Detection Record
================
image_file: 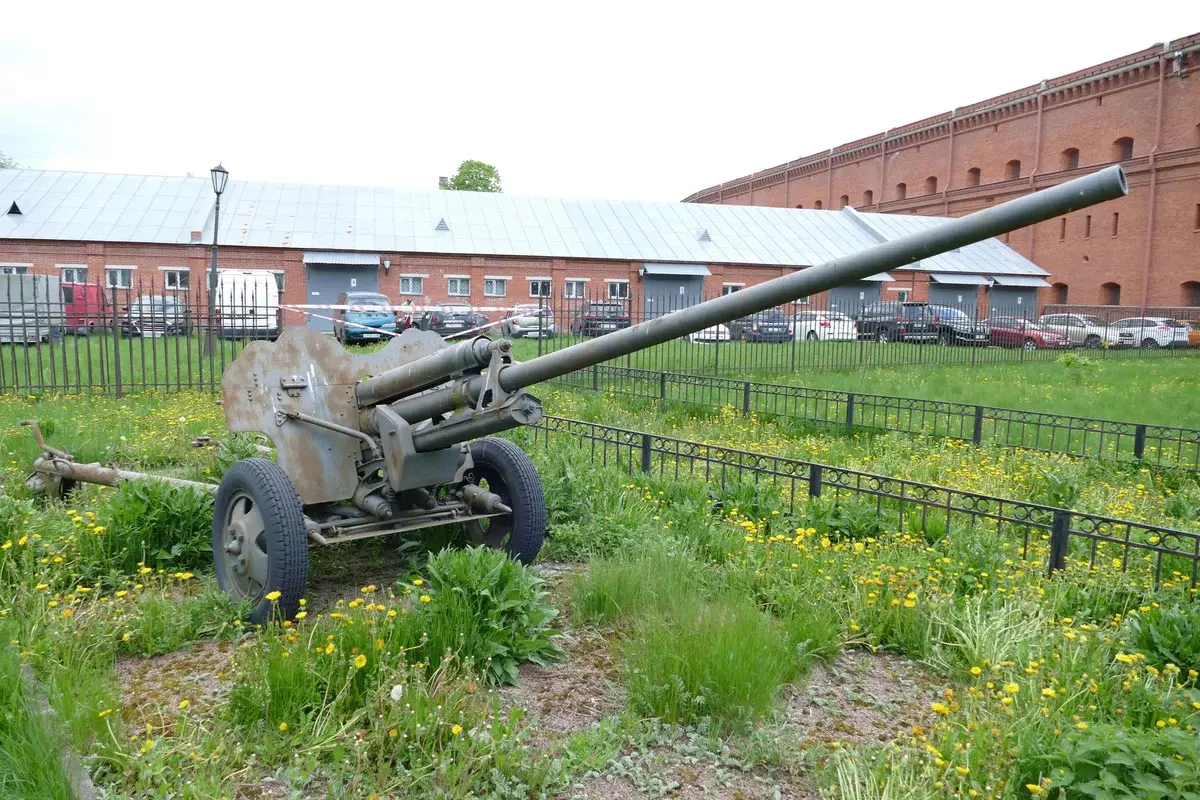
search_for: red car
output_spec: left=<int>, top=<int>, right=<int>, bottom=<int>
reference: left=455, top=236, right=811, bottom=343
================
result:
left=986, top=317, right=1069, bottom=350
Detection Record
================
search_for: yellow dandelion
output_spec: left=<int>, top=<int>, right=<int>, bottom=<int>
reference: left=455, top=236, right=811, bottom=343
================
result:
left=178, top=699, right=190, bottom=710
left=279, top=722, right=288, bottom=731
left=354, top=654, right=367, bottom=669
left=294, top=611, right=307, bottom=620
left=265, top=590, right=282, bottom=602
left=451, top=724, right=463, bottom=736
left=419, top=594, right=431, bottom=604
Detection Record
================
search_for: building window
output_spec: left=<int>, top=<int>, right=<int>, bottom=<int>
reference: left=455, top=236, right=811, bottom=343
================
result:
left=528, top=279, right=551, bottom=298
left=895, top=288, right=911, bottom=303
left=1084, top=215, right=1091, bottom=239
left=399, top=276, right=423, bottom=295
left=721, top=283, right=742, bottom=296
left=607, top=280, right=630, bottom=300
left=1006, top=160, right=1021, bottom=180
left=924, top=176, right=938, bottom=195
left=60, top=265, right=87, bottom=283
left=1182, top=281, right=1200, bottom=307
left=1059, top=218, right=1067, bottom=241
left=839, top=195, right=849, bottom=209
left=447, top=277, right=470, bottom=297
left=1194, top=203, right=1199, bottom=231
left=483, top=278, right=507, bottom=298
left=106, top=267, right=134, bottom=289
left=1111, top=212, right=1119, bottom=238
left=272, top=271, right=286, bottom=293
left=1053, top=283, right=1069, bottom=304
left=1061, top=148, right=1080, bottom=170
left=794, top=203, right=803, bottom=209
left=1113, top=137, right=1134, bottom=162
left=863, top=189, right=874, bottom=205
left=1101, top=282, right=1121, bottom=305
left=814, top=200, right=823, bottom=210
left=0, top=264, right=30, bottom=275
left=564, top=279, right=587, bottom=299
left=895, top=182, right=907, bottom=200
left=966, top=168, right=981, bottom=187
left=162, top=268, right=189, bottom=290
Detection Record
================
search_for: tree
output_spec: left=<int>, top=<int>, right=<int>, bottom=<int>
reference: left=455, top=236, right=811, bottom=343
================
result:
left=0, top=152, right=17, bottom=170
left=443, top=160, right=501, bottom=193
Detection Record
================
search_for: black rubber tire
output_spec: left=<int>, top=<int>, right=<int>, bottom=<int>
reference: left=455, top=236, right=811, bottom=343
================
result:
left=805, top=330, right=818, bottom=342
left=212, top=458, right=308, bottom=624
left=1022, top=337, right=1038, bottom=351
left=876, top=328, right=891, bottom=344
left=937, top=330, right=953, bottom=347
left=1084, top=335, right=1101, bottom=349
left=463, top=438, right=546, bottom=564
left=1141, top=338, right=1159, bottom=349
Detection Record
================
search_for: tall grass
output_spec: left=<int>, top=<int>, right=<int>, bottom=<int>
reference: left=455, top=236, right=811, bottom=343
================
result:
left=571, top=542, right=708, bottom=625
left=0, top=636, right=75, bottom=800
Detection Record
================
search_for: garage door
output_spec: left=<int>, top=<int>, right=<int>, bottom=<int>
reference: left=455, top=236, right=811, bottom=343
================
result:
left=643, top=275, right=703, bottom=318
left=988, top=287, right=1037, bottom=319
left=828, top=282, right=880, bottom=316
left=305, top=264, right=380, bottom=331
left=928, top=284, right=980, bottom=318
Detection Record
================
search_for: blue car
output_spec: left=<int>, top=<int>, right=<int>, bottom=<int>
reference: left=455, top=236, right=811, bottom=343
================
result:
left=333, top=292, right=400, bottom=344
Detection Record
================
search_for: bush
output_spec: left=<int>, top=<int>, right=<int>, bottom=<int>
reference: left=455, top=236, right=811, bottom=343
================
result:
left=80, top=480, right=212, bottom=579
left=417, top=545, right=561, bottom=685
left=1124, top=604, right=1200, bottom=673
left=624, top=597, right=798, bottom=732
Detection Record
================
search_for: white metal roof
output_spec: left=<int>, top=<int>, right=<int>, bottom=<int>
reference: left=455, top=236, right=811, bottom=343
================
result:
left=929, top=273, right=991, bottom=285
left=0, top=169, right=1047, bottom=276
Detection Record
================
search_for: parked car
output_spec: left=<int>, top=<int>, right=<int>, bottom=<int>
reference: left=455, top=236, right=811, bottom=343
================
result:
left=1037, top=313, right=1120, bottom=348
left=793, top=310, right=858, bottom=342
left=120, top=295, right=192, bottom=337
left=926, top=305, right=990, bottom=346
left=333, top=291, right=402, bottom=344
left=728, top=309, right=792, bottom=342
left=417, top=303, right=479, bottom=336
left=570, top=301, right=630, bottom=337
left=1108, top=317, right=1191, bottom=349
left=1188, top=321, right=1200, bottom=348
left=985, top=316, right=1070, bottom=349
left=856, top=302, right=934, bottom=343
left=688, top=323, right=730, bottom=343
left=500, top=304, right=555, bottom=338
left=62, top=282, right=108, bottom=335
left=0, top=274, right=65, bottom=344
left=215, top=270, right=281, bottom=340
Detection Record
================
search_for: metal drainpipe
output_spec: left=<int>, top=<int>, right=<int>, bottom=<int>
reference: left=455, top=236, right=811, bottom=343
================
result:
left=879, top=132, right=888, bottom=207
left=826, top=148, right=834, bottom=209
left=1028, top=86, right=1046, bottom=263
left=1140, top=47, right=1168, bottom=314
left=943, top=112, right=955, bottom=215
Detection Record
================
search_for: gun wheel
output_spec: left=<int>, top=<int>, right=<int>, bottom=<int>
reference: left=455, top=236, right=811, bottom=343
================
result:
left=213, top=458, right=308, bottom=624
left=462, top=438, right=546, bottom=564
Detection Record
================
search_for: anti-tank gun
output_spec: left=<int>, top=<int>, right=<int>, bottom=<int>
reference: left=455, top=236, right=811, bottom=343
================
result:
left=23, top=166, right=1128, bottom=621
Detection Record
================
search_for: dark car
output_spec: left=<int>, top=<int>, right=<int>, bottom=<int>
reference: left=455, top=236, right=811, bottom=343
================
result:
left=120, top=295, right=192, bottom=337
left=925, top=305, right=990, bottom=346
left=417, top=303, right=484, bottom=336
left=727, top=309, right=792, bottom=343
left=856, top=302, right=934, bottom=343
left=570, top=301, right=630, bottom=337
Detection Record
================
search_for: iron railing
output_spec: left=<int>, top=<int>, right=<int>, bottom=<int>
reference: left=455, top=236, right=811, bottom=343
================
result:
left=528, top=416, right=1200, bottom=588
left=553, top=365, right=1200, bottom=471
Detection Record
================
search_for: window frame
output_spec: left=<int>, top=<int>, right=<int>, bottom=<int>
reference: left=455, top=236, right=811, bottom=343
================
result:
left=564, top=279, right=588, bottom=299
left=399, top=275, right=424, bottom=296
left=447, top=276, right=471, bottom=297
left=528, top=278, right=551, bottom=298
left=607, top=280, right=630, bottom=300
left=59, top=265, right=88, bottom=284
left=159, top=267, right=190, bottom=291
left=483, top=277, right=508, bottom=298
left=105, top=266, right=136, bottom=290
left=0, top=263, right=31, bottom=276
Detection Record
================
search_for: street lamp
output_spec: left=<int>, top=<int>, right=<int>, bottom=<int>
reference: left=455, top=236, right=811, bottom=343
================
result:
left=204, top=163, right=228, bottom=356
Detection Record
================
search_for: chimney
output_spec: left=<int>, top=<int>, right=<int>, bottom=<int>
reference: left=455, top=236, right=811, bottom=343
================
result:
left=438, top=176, right=450, bottom=189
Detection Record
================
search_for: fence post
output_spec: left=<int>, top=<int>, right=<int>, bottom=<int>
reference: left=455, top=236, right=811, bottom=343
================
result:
left=973, top=406, right=984, bottom=445
left=592, top=364, right=599, bottom=392
left=659, top=371, right=667, bottom=402
left=1048, top=509, right=1070, bottom=576
left=808, top=464, right=823, bottom=498
left=742, top=381, right=751, bottom=415
left=1133, top=424, right=1147, bottom=460
left=846, top=393, right=856, bottom=429
left=640, top=433, right=652, bottom=473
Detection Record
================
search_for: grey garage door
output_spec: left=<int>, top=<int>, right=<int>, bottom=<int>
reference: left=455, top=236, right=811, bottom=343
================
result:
left=828, top=282, right=880, bottom=316
left=928, top=284, right=980, bottom=318
left=988, top=287, right=1037, bottom=319
left=305, top=264, right=380, bottom=331
left=643, top=275, right=704, bottom=319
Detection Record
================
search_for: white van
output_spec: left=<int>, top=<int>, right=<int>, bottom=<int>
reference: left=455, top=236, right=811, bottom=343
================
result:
left=0, top=275, right=65, bottom=344
left=215, top=271, right=280, bottom=340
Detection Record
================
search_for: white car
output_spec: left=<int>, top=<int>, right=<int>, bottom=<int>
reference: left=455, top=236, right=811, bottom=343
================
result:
left=500, top=304, right=555, bottom=338
left=794, top=310, right=858, bottom=341
left=689, top=323, right=730, bottom=343
left=1108, top=316, right=1191, bottom=349
left=1037, top=313, right=1121, bottom=348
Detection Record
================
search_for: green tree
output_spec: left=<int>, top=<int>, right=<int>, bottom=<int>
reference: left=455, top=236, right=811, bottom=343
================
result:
left=443, top=160, right=501, bottom=193
left=0, top=152, right=17, bottom=169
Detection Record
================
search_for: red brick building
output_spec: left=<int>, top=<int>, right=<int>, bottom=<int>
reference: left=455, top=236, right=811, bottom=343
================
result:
left=684, top=35, right=1200, bottom=310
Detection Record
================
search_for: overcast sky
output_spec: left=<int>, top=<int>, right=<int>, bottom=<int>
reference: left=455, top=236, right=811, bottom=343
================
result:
left=2, top=1, right=1197, bottom=202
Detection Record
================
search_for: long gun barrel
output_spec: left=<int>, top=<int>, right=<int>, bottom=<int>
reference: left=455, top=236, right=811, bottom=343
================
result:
left=391, top=164, right=1128, bottom=425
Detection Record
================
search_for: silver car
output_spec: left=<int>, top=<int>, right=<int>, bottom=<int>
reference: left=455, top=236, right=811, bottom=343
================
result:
left=1037, top=313, right=1121, bottom=348
left=500, top=304, right=556, bottom=338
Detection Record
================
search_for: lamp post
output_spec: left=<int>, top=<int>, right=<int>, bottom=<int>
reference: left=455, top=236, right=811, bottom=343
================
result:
left=204, top=163, right=229, bottom=356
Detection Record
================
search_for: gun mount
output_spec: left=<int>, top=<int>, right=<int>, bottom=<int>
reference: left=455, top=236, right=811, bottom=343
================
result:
left=24, top=166, right=1128, bottom=622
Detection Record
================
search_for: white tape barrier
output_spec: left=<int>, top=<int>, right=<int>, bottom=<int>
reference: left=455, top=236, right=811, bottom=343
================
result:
left=289, top=303, right=525, bottom=314
left=279, top=304, right=526, bottom=342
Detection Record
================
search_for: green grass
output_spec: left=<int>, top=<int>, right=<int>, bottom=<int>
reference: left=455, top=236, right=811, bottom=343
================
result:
left=0, top=635, right=75, bottom=800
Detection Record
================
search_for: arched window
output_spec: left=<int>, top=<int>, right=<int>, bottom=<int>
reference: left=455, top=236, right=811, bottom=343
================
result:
left=1006, top=160, right=1022, bottom=180
left=1061, top=148, right=1080, bottom=170
left=1183, top=281, right=1200, bottom=307
left=966, top=168, right=981, bottom=187
left=862, top=189, right=874, bottom=205
left=1101, top=282, right=1121, bottom=305
left=1052, top=283, right=1069, bottom=304
left=895, top=182, right=907, bottom=200
left=794, top=204, right=803, bottom=209
left=814, top=200, right=823, bottom=210
left=839, top=195, right=849, bottom=209
left=924, top=176, right=938, bottom=195
left=1113, top=137, right=1134, bottom=161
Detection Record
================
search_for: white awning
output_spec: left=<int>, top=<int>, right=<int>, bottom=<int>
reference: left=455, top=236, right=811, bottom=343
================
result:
left=930, top=273, right=990, bottom=285
left=303, top=251, right=380, bottom=266
left=862, top=273, right=894, bottom=282
left=990, top=275, right=1052, bottom=288
left=640, top=263, right=712, bottom=277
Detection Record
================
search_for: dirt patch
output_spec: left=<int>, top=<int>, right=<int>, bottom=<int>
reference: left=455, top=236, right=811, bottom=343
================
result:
left=568, top=756, right=818, bottom=799
left=306, top=538, right=412, bottom=612
left=117, top=640, right=236, bottom=730
left=785, top=649, right=942, bottom=748
left=497, top=628, right=624, bottom=742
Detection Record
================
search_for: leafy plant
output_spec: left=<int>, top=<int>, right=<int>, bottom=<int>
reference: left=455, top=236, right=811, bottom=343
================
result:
left=81, top=480, right=213, bottom=579
left=1056, top=352, right=1100, bottom=385
left=806, top=496, right=887, bottom=542
left=1123, top=604, right=1200, bottom=673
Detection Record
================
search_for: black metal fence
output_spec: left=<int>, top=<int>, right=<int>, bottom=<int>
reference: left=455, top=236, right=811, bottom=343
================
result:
left=529, top=416, right=1200, bottom=588
left=554, top=365, right=1200, bottom=471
